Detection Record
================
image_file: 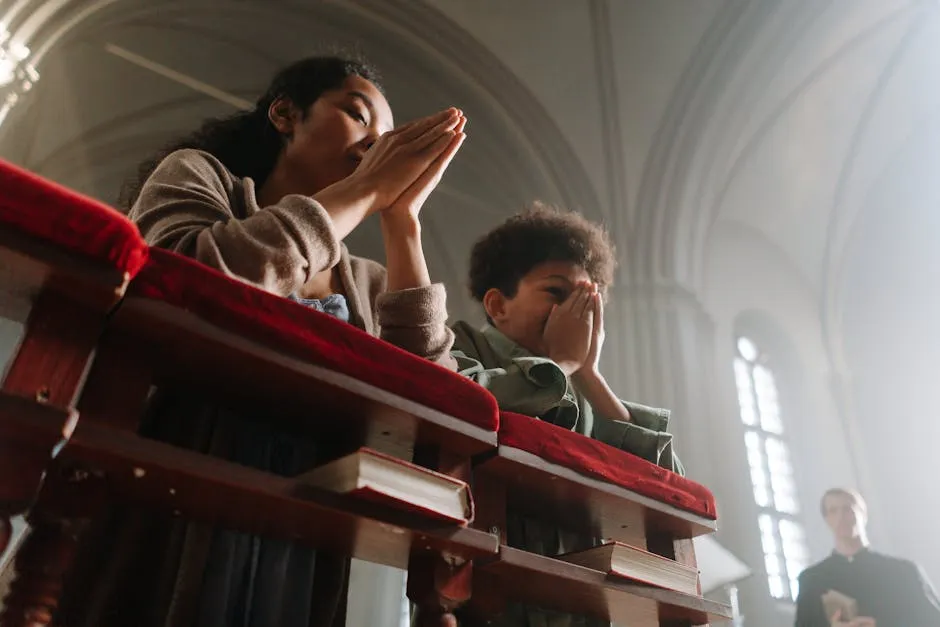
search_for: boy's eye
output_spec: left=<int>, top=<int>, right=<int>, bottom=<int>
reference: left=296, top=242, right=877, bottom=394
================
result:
left=544, top=287, right=567, bottom=300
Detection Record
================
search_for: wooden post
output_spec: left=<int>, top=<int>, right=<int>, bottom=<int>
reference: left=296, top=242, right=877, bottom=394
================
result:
left=0, top=518, right=81, bottom=627
left=408, top=553, right=473, bottom=627
left=647, top=534, right=701, bottom=627
left=408, top=445, right=477, bottom=626
left=0, top=291, right=116, bottom=627
left=1, top=292, right=102, bottom=408
left=460, top=468, right=507, bottom=626
left=73, top=330, right=152, bottom=432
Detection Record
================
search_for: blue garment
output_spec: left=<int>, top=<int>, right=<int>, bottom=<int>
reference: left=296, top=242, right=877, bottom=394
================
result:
left=288, top=293, right=350, bottom=321
left=198, top=295, right=350, bottom=627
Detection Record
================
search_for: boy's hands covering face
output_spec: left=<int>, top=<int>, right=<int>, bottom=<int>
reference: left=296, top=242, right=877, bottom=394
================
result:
left=543, top=282, right=597, bottom=376
left=580, top=286, right=604, bottom=376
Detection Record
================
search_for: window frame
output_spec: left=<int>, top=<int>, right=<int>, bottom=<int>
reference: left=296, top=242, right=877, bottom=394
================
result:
left=734, top=336, right=808, bottom=602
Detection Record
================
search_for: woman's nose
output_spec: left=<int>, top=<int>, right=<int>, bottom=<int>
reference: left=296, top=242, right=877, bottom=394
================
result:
left=362, top=127, right=382, bottom=151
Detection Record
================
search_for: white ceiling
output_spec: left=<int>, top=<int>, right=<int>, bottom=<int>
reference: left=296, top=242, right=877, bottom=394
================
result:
left=1, top=0, right=935, bottom=314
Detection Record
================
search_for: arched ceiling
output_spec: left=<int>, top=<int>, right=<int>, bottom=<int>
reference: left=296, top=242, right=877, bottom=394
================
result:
left=3, top=0, right=937, bottom=586
left=0, top=0, right=602, bottom=318
left=0, top=0, right=933, bottom=326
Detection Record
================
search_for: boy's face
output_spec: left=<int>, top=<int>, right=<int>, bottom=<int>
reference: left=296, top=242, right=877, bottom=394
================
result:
left=484, top=260, right=591, bottom=356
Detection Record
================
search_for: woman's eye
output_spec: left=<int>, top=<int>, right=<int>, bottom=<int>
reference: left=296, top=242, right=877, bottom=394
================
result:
left=347, top=109, right=367, bottom=125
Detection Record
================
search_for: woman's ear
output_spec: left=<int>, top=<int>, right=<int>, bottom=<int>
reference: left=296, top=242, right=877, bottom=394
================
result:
left=482, top=288, right=508, bottom=323
left=267, top=96, right=296, bottom=135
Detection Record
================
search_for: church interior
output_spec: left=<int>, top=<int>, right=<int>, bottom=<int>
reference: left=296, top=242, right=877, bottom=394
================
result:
left=0, top=1, right=938, bottom=625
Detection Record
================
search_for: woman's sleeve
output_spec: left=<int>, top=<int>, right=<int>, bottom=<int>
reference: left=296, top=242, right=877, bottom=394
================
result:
left=375, top=285, right=457, bottom=368
left=129, top=149, right=342, bottom=296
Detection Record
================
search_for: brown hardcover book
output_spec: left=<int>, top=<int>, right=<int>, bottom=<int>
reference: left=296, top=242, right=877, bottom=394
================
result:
left=557, top=541, right=699, bottom=595
left=295, top=448, right=473, bottom=524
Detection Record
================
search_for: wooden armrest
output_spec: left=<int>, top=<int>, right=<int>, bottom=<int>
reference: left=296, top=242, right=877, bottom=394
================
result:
left=0, top=392, right=498, bottom=624
left=46, top=414, right=497, bottom=569
left=107, top=298, right=497, bottom=457
left=476, top=547, right=732, bottom=625
left=0, top=228, right=129, bottom=322
left=476, top=446, right=717, bottom=547
left=0, top=158, right=147, bottom=320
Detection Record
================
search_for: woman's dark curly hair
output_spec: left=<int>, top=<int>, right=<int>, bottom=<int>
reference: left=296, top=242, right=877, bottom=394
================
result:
left=118, top=55, right=383, bottom=211
left=468, top=202, right=617, bottom=300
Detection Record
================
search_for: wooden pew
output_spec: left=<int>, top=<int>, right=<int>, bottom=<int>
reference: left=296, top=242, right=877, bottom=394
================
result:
left=0, top=159, right=148, bottom=569
left=1, top=236, right=502, bottom=625
left=465, top=412, right=733, bottom=626
left=0, top=165, right=732, bottom=626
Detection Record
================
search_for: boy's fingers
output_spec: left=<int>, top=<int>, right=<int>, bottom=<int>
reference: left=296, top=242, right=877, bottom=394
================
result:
left=594, top=293, right=604, bottom=332
left=546, top=304, right=560, bottom=323
left=576, top=285, right=593, bottom=317
left=566, top=287, right=584, bottom=315
left=560, top=287, right=580, bottom=312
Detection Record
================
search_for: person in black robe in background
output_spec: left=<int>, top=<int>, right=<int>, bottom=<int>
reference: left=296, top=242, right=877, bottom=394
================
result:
left=795, top=488, right=940, bottom=626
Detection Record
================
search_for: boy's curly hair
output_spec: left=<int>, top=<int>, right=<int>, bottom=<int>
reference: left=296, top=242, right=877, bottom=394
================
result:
left=468, top=202, right=617, bottom=301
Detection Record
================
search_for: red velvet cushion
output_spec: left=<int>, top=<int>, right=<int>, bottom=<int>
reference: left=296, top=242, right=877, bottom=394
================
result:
left=129, top=248, right=499, bottom=431
left=0, top=159, right=148, bottom=277
left=498, top=411, right=717, bottom=519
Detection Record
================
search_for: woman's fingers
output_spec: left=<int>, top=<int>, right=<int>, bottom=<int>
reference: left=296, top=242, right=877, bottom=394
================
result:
left=394, top=131, right=465, bottom=205
left=424, top=131, right=466, bottom=182
left=395, top=108, right=460, bottom=143
left=420, top=131, right=458, bottom=162
left=409, top=113, right=463, bottom=153
left=357, top=108, right=465, bottom=214
left=384, top=108, right=451, bottom=139
left=405, top=118, right=467, bottom=189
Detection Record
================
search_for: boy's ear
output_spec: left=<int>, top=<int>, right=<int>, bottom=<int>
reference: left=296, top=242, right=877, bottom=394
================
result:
left=482, top=288, right=508, bottom=322
left=268, top=96, right=296, bottom=135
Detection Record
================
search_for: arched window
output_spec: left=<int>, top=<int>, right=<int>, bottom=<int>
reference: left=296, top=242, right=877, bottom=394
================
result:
left=734, top=336, right=809, bottom=601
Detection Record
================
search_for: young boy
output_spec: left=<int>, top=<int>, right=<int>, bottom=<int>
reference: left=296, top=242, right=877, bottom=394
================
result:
left=452, top=203, right=683, bottom=626
left=453, top=203, right=681, bottom=473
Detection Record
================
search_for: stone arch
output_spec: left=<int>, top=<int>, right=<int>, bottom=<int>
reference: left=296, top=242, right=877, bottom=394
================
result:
left=1, top=0, right=601, bottom=298
left=2, top=0, right=599, bottom=213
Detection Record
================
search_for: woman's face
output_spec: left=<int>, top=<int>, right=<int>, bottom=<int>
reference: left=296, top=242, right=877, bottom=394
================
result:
left=276, top=74, right=393, bottom=195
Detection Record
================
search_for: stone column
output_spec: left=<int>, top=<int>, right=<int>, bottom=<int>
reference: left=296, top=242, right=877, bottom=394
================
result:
left=601, top=282, right=720, bottom=488
left=826, top=370, right=886, bottom=548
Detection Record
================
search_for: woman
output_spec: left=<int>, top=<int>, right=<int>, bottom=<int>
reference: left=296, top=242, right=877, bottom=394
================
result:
left=57, top=56, right=466, bottom=627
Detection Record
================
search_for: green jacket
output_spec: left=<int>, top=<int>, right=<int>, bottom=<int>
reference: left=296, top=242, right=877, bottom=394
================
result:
left=451, top=321, right=684, bottom=627
left=452, top=321, right=683, bottom=474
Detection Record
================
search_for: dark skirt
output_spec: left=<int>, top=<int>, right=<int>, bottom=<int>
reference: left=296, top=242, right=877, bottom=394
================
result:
left=485, top=512, right=608, bottom=627
left=55, top=388, right=349, bottom=627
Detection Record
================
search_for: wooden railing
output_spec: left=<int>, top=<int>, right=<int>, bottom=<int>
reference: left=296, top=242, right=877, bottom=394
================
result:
left=0, top=158, right=732, bottom=626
